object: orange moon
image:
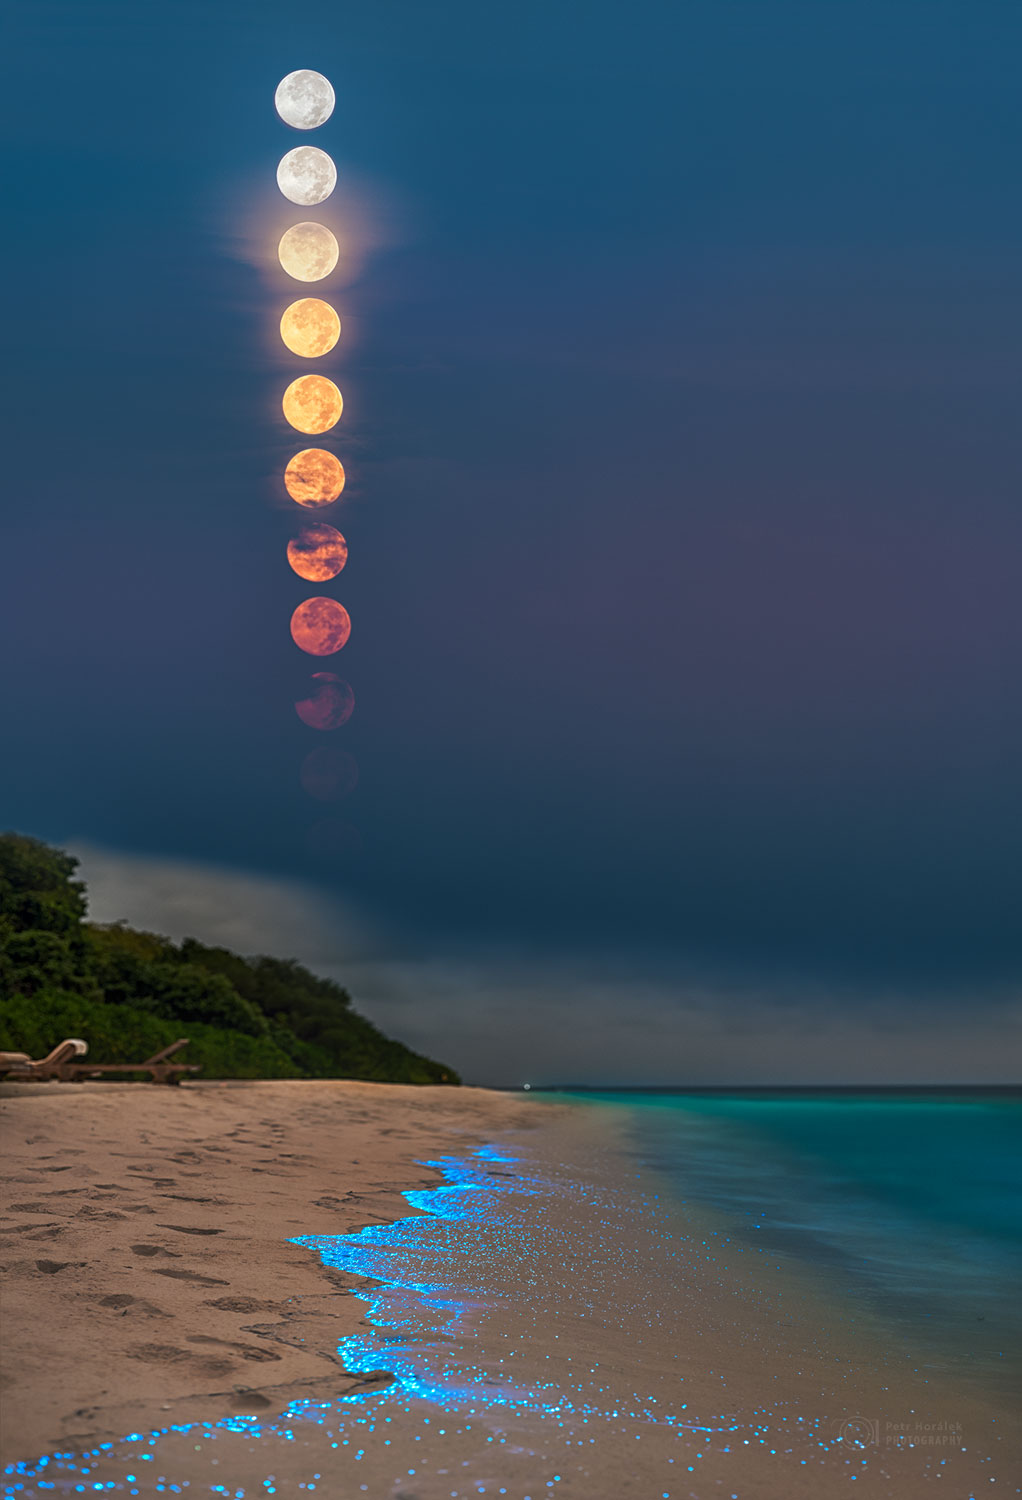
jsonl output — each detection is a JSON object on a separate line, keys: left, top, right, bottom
{"left": 287, "top": 523, "right": 348, "bottom": 581}
{"left": 280, "top": 298, "right": 340, "bottom": 358}
{"left": 284, "top": 448, "right": 345, "bottom": 507}
{"left": 294, "top": 672, "right": 354, "bottom": 729}
{"left": 283, "top": 374, "right": 342, "bottom": 434}
{"left": 290, "top": 597, "right": 350, "bottom": 656}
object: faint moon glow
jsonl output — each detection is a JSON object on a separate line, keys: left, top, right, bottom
{"left": 284, "top": 448, "right": 345, "bottom": 506}
{"left": 282, "top": 374, "right": 343, "bottom": 434}
{"left": 278, "top": 222, "right": 338, "bottom": 282}
{"left": 291, "top": 597, "right": 350, "bottom": 655}
{"left": 306, "top": 817, "right": 362, "bottom": 859}
{"left": 300, "top": 746, "right": 359, "bottom": 801}
{"left": 287, "top": 522, "right": 348, "bottom": 581}
{"left": 280, "top": 298, "right": 340, "bottom": 358}
{"left": 277, "top": 146, "right": 336, "bottom": 206}
{"left": 295, "top": 671, "right": 354, "bottom": 729}
{"left": 274, "top": 70, "right": 335, "bottom": 130}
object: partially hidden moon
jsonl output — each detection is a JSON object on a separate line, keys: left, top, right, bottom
{"left": 274, "top": 70, "right": 335, "bottom": 130}
{"left": 284, "top": 448, "right": 345, "bottom": 506}
{"left": 282, "top": 375, "right": 343, "bottom": 434}
{"left": 300, "top": 746, "right": 359, "bottom": 802}
{"left": 277, "top": 146, "right": 336, "bottom": 206}
{"left": 280, "top": 298, "right": 340, "bottom": 358}
{"left": 290, "top": 597, "right": 351, "bottom": 656}
{"left": 287, "top": 522, "right": 348, "bottom": 581}
{"left": 294, "top": 671, "right": 354, "bottom": 729}
{"left": 278, "top": 222, "right": 338, "bottom": 282}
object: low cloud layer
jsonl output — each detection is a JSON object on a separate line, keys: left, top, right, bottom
{"left": 72, "top": 843, "right": 1021, "bottom": 1088}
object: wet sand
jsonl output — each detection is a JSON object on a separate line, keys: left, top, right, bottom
{"left": 2, "top": 1081, "right": 1018, "bottom": 1498}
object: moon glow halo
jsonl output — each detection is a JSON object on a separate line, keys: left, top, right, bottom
{"left": 291, "top": 597, "right": 351, "bottom": 656}
{"left": 280, "top": 298, "right": 340, "bottom": 357}
{"left": 282, "top": 375, "right": 342, "bottom": 434}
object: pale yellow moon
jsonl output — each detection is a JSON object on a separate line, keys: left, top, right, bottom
{"left": 278, "top": 222, "right": 338, "bottom": 282}
{"left": 283, "top": 375, "right": 343, "bottom": 434}
{"left": 284, "top": 448, "right": 346, "bottom": 506}
{"left": 280, "top": 298, "right": 340, "bottom": 358}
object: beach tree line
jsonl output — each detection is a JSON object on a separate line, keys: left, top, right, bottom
{"left": 0, "top": 833, "right": 458, "bottom": 1084}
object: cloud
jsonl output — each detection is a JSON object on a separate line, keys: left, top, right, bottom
{"left": 70, "top": 843, "right": 1021, "bottom": 1088}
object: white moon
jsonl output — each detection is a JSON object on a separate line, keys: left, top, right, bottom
{"left": 278, "top": 222, "right": 339, "bottom": 282}
{"left": 277, "top": 146, "right": 336, "bottom": 206}
{"left": 274, "top": 70, "right": 335, "bottom": 130}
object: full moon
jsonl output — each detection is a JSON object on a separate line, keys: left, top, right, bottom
{"left": 277, "top": 146, "right": 336, "bottom": 206}
{"left": 283, "top": 375, "right": 343, "bottom": 434}
{"left": 290, "top": 597, "right": 351, "bottom": 656}
{"left": 295, "top": 671, "right": 354, "bottom": 729}
{"left": 284, "top": 448, "right": 345, "bottom": 506}
{"left": 279, "top": 298, "right": 340, "bottom": 358}
{"left": 287, "top": 523, "right": 348, "bottom": 581}
{"left": 278, "top": 222, "right": 338, "bottom": 282}
{"left": 274, "top": 70, "right": 335, "bottom": 130}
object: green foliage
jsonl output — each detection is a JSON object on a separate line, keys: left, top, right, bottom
{"left": 0, "top": 832, "right": 459, "bottom": 1085}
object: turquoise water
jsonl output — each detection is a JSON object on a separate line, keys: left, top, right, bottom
{"left": 547, "top": 1089, "right": 1022, "bottom": 1394}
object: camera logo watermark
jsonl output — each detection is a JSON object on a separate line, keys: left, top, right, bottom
{"left": 834, "top": 1417, "right": 964, "bottom": 1449}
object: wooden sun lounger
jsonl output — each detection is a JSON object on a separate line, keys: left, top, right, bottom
{"left": 0, "top": 1038, "right": 200, "bottom": 1086}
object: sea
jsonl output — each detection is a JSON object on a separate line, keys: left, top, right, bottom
{"left": 542, "top": 1087, "right": 1022, "bottom": 1398}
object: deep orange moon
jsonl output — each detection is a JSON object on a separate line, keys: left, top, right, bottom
{"left": 294, "top": 672, "right": 354, "bottom": 729}
{"left": 282, "top": 375, "right": 342, "bottom": 434}
{"left": 290, "top": 597, "right": 350, "bottom": 656}
{"left": 284, "top": 449, "right": 345, "bottom": 507}
{"left": 280, "top": 298, "right": 341, "bottom": 358}
{"left": 287, "top": 523, "right": 348, "bottom": 581}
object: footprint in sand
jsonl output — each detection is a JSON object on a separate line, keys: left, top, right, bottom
{"left": 150, "top": 1267, "right": 229, "bottom": 1286}
{"left": 157, "top": 1224, "right": 223, "bottom": 1236}
{"left": 129, "top": 1244, "right": 181, "bottom": 1258}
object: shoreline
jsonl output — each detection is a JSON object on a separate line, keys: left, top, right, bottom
{"left": 0, "top": 1079, "right": 539, "bottom": 1465}
{"left": 3, "top": 1081, "right": 1019, "bottom": 1497}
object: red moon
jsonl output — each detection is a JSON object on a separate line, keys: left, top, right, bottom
{"left": 295, "top": 672, "right": 354, "bottom": 729}
{"left": 300, "top": 746, "right": 359, "bottom": 801}
{"left": 287, "top": 523, "right": 348, "bottom": 582}
{"left": 290, "top": 597, "right": 350, "bottom": 656}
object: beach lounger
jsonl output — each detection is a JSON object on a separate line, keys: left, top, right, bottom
{"left": 0, "top": 1038, "right": 88, "bottom": 1080}
{"left": 0, "top": 1038, "right": 200, "bottom": 1085}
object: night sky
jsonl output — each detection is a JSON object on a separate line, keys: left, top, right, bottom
{"left": 2, "top": 0, "right": 1021, "bottom": 1081}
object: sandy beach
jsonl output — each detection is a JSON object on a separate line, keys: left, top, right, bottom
{"left": 2, "top": 1081, "right": 1018, "bottom": 1499}
{"left": 0, "top": 1080, "right": 535, "bottom": 1464}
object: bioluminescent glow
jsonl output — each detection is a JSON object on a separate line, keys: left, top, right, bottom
{"left": 282, "top": 374, "right": 342, "bottom": 434}
{"left": 280, "top": 297, "right": 340, "bottom": 357}
{"left": 300, "top": 745, "right": 359, "bottom": 801}
{"left": 274, "top": 69, "right": 335, "bottom": 130}
{"left": 290, "top": 597, "right": 351, "bottom": 656}
{"left": 284, "top": 447, "right": 345, "bottom": 506}
{"left": 294, "top": 671, "right": 354, "bottom": 729}
{"left": 287, "top": 522, "right": 347, "bottom": 581}
{"left": 278, "top": 221, "right": 339, "bottom": 282}
{"left": 277, "top": 145, "right": 336, "bottom": 206}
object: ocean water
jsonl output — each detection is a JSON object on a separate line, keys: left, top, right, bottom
{"left": 547, "top": 1089, "right": 1022, "bottom": 1395}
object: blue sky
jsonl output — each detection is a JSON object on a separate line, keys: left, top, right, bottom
{"left": 2, "top": 0, "right": 1021, "bottom": 1077}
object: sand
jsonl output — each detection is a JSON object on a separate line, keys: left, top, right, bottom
{"left": 2, "top": 1081, "right": 1018, "bottom": 1499}
{"left": 0, "top": 1079, "right": 535, "bottom": 1464}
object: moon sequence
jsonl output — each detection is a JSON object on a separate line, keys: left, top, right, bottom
{"left": 287, "top": 522, "right": 347, "bottom": 582}
{"left": 284, "top": 448, "right": 345, "bottom": 507}
{"left": 294, "top": 672, "right": 354, "bottom": 730}
{"left": 290, "top": 596, "right": 351, "bottom": 656}
{"left": 280, "top": 298, "right": 340, "bottom": 358}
